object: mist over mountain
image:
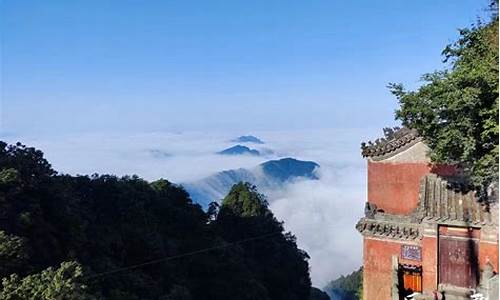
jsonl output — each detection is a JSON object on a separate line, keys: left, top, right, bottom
{"left": 231, "top": 135, "right": 265, "bottom": 144}
{"left": 183, "top": 157, "right": 319, "bottom": 207}
{"left": 147, "top": 149, "right": 172, "bottom": 158}
{"left": 217, "top": 145, "right": 260, "bottom": 156}
{"left": 261, "top": 157, "right": 319, "bottom": 181}
{"left": 324, "top": 267, "right": 362, "bottom": 300}
{"left": 5, "top": 129, "right": 370, "bottom": 286}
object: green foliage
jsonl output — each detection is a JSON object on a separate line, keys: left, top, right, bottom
{"left": 0, "top": 142, "right": 311, "bottom": 299}
{"left": 0, "top": 169, "right": 19, "bottom": 186}
{"left": 219, "top": 182, "right": 269, "bottom": 217}
{"left": 357, "top": 280, "right": 363, "bottom": 300}
{"left": 0, "top": 261, "right": 95, "bottom": 300}
{"left": 215, "top": 182, "right": 312, "bottom": 300}
{"left": 390, "top": 10, "right": 499, "bottom": 197}
{"left": 0, "top": 231, "right": 27, "bottom": 277}
{"left": 324, "top": 267, "right": 363, "bottom": 300}
{"left": 309, "top": 287, "right": 330, "bottom": 300}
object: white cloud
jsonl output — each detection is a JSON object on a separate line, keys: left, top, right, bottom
{"left": 254, "top": 128, "right": 376, "bottom": 286}
{"left": 7, "top": 131, "right": 267, "bottom": 182}
{"left": 2, "top": 127, "right": 380, "bottom": 287}
{"left": 269, "top": 164, "right": 365, "bottom": 287}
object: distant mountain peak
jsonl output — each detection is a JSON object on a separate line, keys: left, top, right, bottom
{"left": 231, "top": 135, "right": 265, "bottom": 144}
{"left": 183, "top": 157, "right": 320, "bottom": 207}
{"left": 217, "top": 145, "right": 260, "bottom": 156}
{"left": 148, "top": 149, "right": 172, "bottom": 159}
{"left": 260, "top": 158, "right": 319, "bottom": 181}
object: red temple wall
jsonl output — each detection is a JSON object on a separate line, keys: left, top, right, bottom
{"left": 479, "top": 241, "right": 499, "bottom": 273}
{"left": 364, "top": 235, "right": 498, "bottom": 298}
{"left": 421, "top": 236, "right": 438, "bottom": 293}
{"left": 363, "top": 238, "right": 423, "bottom": 300}
{"left": 367, "top": 161, "right": 457, "bottom": 215}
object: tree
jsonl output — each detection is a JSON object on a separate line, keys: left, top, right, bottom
{"left": 390, "top": 4, "right": 499, "bottom": 198}
{"left": 0, "top": 142, "right": 313, "bottom": 299}
{"left": 324, "top": 267, "right": 363, "bottom": 300}
{"left": 218, "top": 182, "right": 269, "bottom": 217}
{"left": 0, "top": 261, "right": 95, "bottom": 300}
{"left": 309, "top": 287, "right": 331, "bottom": 300}
{"left": 215, "top": 182, "right": 311, "bottom": 300}
{"left": 0, "top": 231, "right": 27, "bottom": 278}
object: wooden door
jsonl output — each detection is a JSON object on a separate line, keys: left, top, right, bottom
{"left": 398, "top": 265, "right": 422, "bottom": 299}
{"left": 402, "top": 270, "right": 422, "bottom": 292}
{"left": 438, "top": 226, "right": 479, "bottom": 288}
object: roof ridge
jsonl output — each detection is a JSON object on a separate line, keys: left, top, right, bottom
{"left": 361, "top": 127, "right": 421, "bottom": 159}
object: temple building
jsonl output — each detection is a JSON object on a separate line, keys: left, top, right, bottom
{"left": 356, "top": 128, "right": 499, "bottom": 300}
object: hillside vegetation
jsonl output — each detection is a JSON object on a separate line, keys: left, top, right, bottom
{"left": 324, "top": 268, "right": 362, "bottom": 300}
{"left": 0, "top": 141, "right": 312, "bottom": 299}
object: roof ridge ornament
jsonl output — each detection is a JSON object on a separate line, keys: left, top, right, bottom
{"left": 361, "top": 127, "right": 421, "bottom": 159}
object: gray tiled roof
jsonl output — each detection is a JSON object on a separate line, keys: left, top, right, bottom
{"left": 415, "top": 174, "right": 495, "bottom": 225}
{"left": 361, "top": 127, "right": 421, "bottom": 159}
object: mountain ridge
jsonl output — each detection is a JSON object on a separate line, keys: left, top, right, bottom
{"left": 183, "top": 157, "right": 319, "bottom": 207}
{"left": 217, "top": 145, "right": 260, "bottom": 156}
{"left": 231, "top": 135, "right": 265, "bottom": 144}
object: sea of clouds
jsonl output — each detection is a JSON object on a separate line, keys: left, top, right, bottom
{"left": 3, "top": 127, "right": 380, "bottom": 287}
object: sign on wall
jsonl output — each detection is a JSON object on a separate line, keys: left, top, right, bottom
{"left": 401, "top": 245, "right": 422, "bottom": 261}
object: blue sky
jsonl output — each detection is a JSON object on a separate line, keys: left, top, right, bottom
{"left": 0, "top": 1, "right": 493, "bottom": 284}
{"left": 1, "top": 0, "right": 491, "bottom": 137}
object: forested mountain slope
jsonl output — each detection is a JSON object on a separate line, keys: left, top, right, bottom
{"left": 0, "top": 141, "right": 313, "bottom": 299}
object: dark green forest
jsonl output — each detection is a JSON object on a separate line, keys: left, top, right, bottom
{"left": 0, "top": 141, "right": 321, "bottom": 299}
{"left": 324, "top": 268, "right": 362, "bottom": 300}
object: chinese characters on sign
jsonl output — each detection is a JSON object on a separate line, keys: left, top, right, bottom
{"left": 401, "top": 245, "right": 422, "bottom": 261}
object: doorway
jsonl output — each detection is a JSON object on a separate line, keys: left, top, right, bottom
{"left": 399, "top": 264, "right": 422, "bottom": 299}
{"left": 438, "top": 226, "right": 479, "bottom": 288}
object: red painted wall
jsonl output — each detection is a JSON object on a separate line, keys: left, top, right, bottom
{"left": 363, "top": 238, "right": 423, "bottom": 300}
{"left": 421, "top": 236, "right": 438, "bottom": 293}
{"left": 367, "top": 161, "right": 457, "bottom": 215}
{"left": 479, "top": 241, "right": 499, "bottom": 273}
{"left": 363, "top": 235, "right": 499, "bottom": 298}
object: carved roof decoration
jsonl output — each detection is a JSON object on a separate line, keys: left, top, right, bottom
{"left": 414, "top": 174, "right": 497, "bottom": 226}
{"left": 356, "top": 218, "right": 422, "bottom": 241}
{"left": 361, "top": 127, "right": 422, "bottom": 160}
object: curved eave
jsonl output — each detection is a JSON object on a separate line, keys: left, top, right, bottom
{"left": 365, "top": 137, "right": 424, "bottom": 162}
